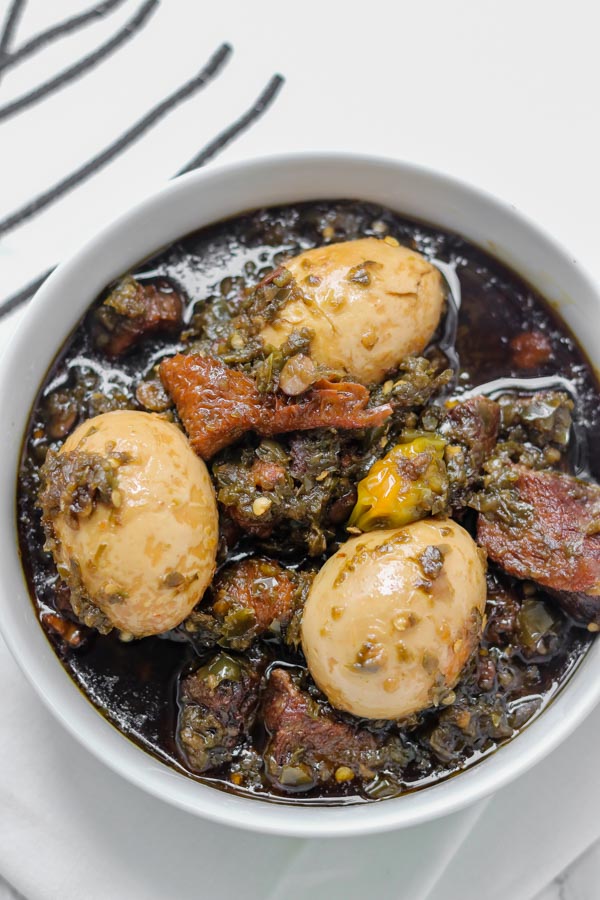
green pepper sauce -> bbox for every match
[16,200,599,805]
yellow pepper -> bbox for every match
[348,436,448,532]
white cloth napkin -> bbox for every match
[2,1,600,898]
[429,705,600,900]
[0,633,488,900]
[1,622,599,900]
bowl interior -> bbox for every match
[1,153,599,837]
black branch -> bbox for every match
[0,0,159,122]
[0,0,26,80]
[0,0,128,76]
[0,69,284,319]
[0,42,232,238]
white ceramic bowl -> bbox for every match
[1,153,599,838]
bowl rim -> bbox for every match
[2,150,600,838]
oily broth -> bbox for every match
[17,200,599,804]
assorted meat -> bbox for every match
[159,353,391,460]
[20,200,600,803]
[178,652,262,773]
[261,668,391,789]
[182,557,304,651]
[477,465,600,625]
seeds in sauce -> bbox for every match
[17,200,599,805]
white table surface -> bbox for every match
[1,1,599,897]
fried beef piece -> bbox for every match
[477,465,600,625]
[183,558,302,651]
[554,587,600,625]
[262,669,383,790]
[160,354,262,458]
[160,353,391,459]
[211,558,296,636]
[269,379,390,432]
[92,276,183,357]
[177,652,262,773]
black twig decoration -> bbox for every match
[0,72,285,319]
[0,0,159,122]
[0,0,26,81]
[0,0,127,75]
[178,73,284,174]
[0,2,285,320]
[0,42,232,237]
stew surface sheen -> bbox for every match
[17,200,600,805]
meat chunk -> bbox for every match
[477,465,600,625]
[183,558,300,651]
[444,396,500,470]
[212,558,296,633]
[441,396,500,502]
[160,354,262,458]
[262,668,382,790]
[92,276,183,357]
[510,331,553,369]
[159,354,391,459]
[177,652,261,773]
[270,379,390,432]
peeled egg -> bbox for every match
[260,237,444,384]
[54,410,219,636]
[301,519,486,719]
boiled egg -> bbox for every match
[301,518,486,719]
[50,410,218,636]
[260,237,444,384]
